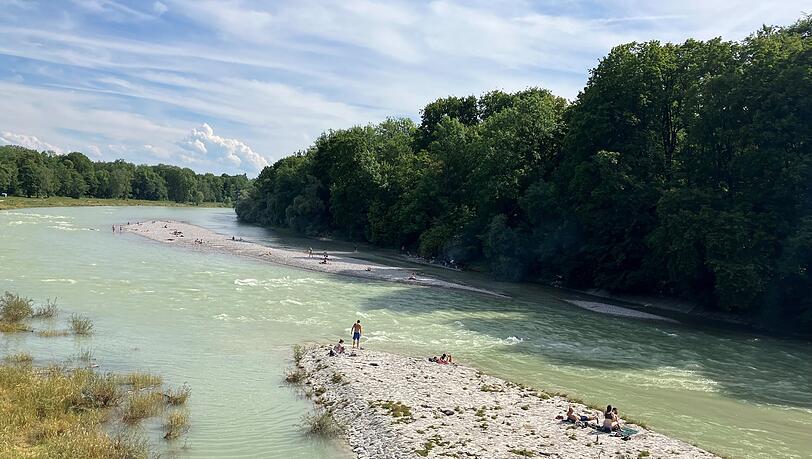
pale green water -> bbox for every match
[1,207,810,459]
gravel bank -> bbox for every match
[122,220,502,297]
[299,346,719,459]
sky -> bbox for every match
[0,1,807,176]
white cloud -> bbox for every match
[179,123,269,173]
[153,1,167,15]
[86,144,103,158]
[0,131,63,153]
[0,0,808,177]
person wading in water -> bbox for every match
[351,320,363,349]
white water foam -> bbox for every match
[41,278,78,284]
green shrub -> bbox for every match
[121,371,162,390]
[165,384,191,405]
[69,314,93,335]
[293,344,305,365]
[79,373,123,408]
[33,298,59,318]
[0,291,33,322]
[303,409,342,437]
[4,352,33,364]
[163,409,190,439]
[122,391,164,424]
[285,368,307,384]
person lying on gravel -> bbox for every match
[428,353,453,364]
[565,405,599,423]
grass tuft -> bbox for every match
[122,391,165,424]
[285,367,307,384]
[163,409,190,439]
[4,352,33,364]
[121,371,163,390]
[370,400,413,421]
[293,344,305,365]
[0,291,33,322]
[480,384,504,392]
[37,329,71,337]
[0,322,31,333]
[303,409,343,437]
[69,313,94,335]
[75,348,94,363]
[33,298,59,318]
[79,373,124,408]
[165,384,191,405]
[0,364,152,457]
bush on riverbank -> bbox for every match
[303,409,343,437]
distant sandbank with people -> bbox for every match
[122,220,503,297]
[297,345,719,459]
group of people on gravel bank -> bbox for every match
[331,318,632,438]
[561,404,629,435]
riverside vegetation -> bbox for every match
[234,18,812,333]
[0,145,251,205]
[2,18,808,332]
[0,291,191,457]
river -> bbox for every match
[0,207,810,459]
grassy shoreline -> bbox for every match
[1,291,191,457]
[0,196,230,211]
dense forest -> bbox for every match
[236,18,811,330]
[0,145,251,204]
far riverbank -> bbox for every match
[123,219,504,297]
[0,196,229,211]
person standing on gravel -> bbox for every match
[351,320,363,349]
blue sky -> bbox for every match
[0,0,806,176]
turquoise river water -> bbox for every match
[0,207,810,459]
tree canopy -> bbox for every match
[235,18,812,332]
[0,146,251,205]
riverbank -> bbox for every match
[0,291,191,457]
[123,220,504,297]
[298,345,719,459]
[0,196,229,211]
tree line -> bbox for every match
[236,18,811,331]
[0,146,251,204]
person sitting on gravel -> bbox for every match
[601,405,620,432]
[329,339,346,356]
